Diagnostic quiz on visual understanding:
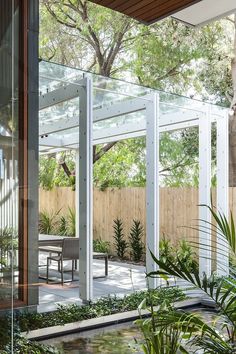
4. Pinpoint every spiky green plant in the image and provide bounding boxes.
[142,205,236,353]
[38,209,60,235]
[129,220,144,262]
[58,215,68,236]
[0,228,18,269]
[113,218,128,259]
[67,207,76,236]
[93,237,110,253]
